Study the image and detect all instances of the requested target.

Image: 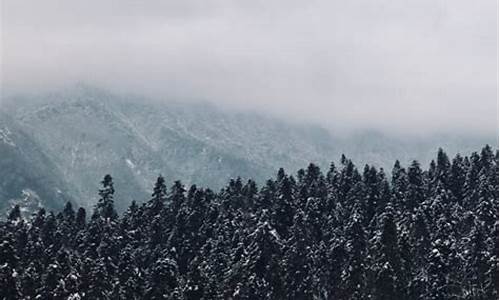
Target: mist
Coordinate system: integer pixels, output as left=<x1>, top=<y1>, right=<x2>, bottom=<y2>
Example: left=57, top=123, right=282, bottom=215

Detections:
left=1, top=0, right=498, bottom=136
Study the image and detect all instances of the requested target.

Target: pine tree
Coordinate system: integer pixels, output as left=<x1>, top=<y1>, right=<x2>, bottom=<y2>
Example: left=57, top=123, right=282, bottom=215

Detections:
left=391, top=160, right=408, bottom=213
left=431, top=148, right=451, bottom=194
left=86, top=257, right=113, bottom=299
left=62, top=202, right=76, bottom=223
left=363, top=165, right=380, bottom=227
left=0, top=147, right=496, bottom=299
left=449, top=154, right=466, bottom=204
left=341, top=201, right=367, bottom=299
left=38, top=263, right=60, bottom=299
left=115, top=245, right=144, bottom=299
left=427, top=215, right=458, bottom=300
left=75, top=207, right=86, bottom=230
left=406, top=160, right=425, bottom=212
left=283, top=212, right=314, bottom=299
left=485, top=221, right=499, bottom=299
left=7, top=205, right=21, bottom=222
left=239, top=213, right=284, bottom=299
left=145, top=253, right=181, bottom=299
left=272, top=169, right=295, bottom=238
left=93, top=174, right=118, bottom=221
left=464, top=152, right=481, bottom=210
left=149, top=175, right=167, bottom=215
left=19, top=262, right=41, bottom=299
left=0, top=262, right=18, bottom=299
left=464, top=221, right=490, bottom=299
left=370, top=205, right=401, bottom=300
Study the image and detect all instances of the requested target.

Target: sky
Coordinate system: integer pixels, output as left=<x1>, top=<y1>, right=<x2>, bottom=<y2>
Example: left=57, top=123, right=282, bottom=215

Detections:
left=1, top=0, right=498, bottom=135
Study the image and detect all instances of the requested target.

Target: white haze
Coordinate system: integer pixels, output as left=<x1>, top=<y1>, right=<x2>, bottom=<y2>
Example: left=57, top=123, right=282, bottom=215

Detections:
left=1, top=0, right=498, bottom=136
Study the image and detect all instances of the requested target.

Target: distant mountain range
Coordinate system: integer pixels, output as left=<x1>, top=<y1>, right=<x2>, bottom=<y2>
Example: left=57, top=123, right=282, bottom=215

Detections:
left=0, top=86, right=496, bottom=214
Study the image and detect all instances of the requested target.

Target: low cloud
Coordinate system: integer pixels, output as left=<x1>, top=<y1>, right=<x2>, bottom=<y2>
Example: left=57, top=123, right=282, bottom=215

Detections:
left=1, top=0, right=498, bottom=135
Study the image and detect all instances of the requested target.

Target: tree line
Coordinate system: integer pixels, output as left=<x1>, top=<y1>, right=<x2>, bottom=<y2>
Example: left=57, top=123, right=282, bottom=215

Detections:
left=0, top=146, right=498, bottom=299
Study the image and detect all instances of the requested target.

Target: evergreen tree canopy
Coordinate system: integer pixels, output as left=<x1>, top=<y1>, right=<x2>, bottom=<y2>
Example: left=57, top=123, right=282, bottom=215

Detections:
left=0, top=146, right=497, bottom=299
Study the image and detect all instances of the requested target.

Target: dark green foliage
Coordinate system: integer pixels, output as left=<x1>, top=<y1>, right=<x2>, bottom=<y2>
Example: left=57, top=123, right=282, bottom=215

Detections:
left=7, top=205, right=21, bottom=222
left=0, top=146, right=497, bottom=299
left=93, top=174, right=118, bottom=221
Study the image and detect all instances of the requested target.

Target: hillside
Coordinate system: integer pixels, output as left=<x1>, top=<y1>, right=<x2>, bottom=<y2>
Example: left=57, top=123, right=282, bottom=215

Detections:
left=0, top=113, right=74, bottom=213
left=1, top=87, right=496, bottom=213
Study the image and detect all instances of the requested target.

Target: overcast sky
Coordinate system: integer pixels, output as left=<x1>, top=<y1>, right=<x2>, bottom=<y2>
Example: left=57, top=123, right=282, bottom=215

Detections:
left=1, top=0, right=498, bottom=135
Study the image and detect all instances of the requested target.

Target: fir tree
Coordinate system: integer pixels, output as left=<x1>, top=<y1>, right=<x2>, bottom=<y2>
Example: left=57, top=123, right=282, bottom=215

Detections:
left=93, top=174, right=118, bottom=221
left=0, top=147, right=496, bottom=299
left=283, top=212, right=314, bottom=299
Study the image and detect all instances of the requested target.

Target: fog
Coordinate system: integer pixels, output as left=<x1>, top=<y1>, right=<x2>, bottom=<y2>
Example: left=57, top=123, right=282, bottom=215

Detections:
left=1, top=0, right=498, bottom=135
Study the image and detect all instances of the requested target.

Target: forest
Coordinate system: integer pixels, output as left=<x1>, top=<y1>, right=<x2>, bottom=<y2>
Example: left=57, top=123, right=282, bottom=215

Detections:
left=0, top=146, right=498, bottom=299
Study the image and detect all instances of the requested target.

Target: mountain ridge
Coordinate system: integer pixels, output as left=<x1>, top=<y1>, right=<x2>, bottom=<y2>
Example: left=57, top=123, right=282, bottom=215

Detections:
left=1, top=87, right=497, bottom=214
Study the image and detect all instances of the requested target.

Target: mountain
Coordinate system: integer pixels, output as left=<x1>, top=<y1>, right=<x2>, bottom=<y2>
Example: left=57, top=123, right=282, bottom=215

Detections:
left=1, top=86, right=496, bottom=213
left=0, top=112, right=74, bottom=213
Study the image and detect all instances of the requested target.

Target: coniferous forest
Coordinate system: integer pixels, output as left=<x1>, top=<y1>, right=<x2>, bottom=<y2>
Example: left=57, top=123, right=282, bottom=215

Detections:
left=0, top=146, right=498, bottom=300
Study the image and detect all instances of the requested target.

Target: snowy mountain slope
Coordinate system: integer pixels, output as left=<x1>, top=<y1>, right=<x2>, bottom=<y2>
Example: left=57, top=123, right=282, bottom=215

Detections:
left=10, top=98, right=173, bottom=211
left=111, top=100, right=337, bottom=179
left=4, top=88, right=342, bottom=211
left=0, top=113, right=74, bottom=214
left=1, top=86, right=496, bottom=213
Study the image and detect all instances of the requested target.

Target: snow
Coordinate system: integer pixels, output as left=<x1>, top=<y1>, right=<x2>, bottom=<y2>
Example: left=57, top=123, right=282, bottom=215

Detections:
left=0, top=127, right=16, bottom=147
left=67, top=293, right=82, bottom=300
left=269, top=229, right=280, bottom=240
left=125, top=158, right=136, bottom=169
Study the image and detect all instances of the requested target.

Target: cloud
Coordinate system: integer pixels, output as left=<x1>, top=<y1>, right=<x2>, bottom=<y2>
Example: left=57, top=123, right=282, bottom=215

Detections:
left=1, top=0, right=498, bottom=135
